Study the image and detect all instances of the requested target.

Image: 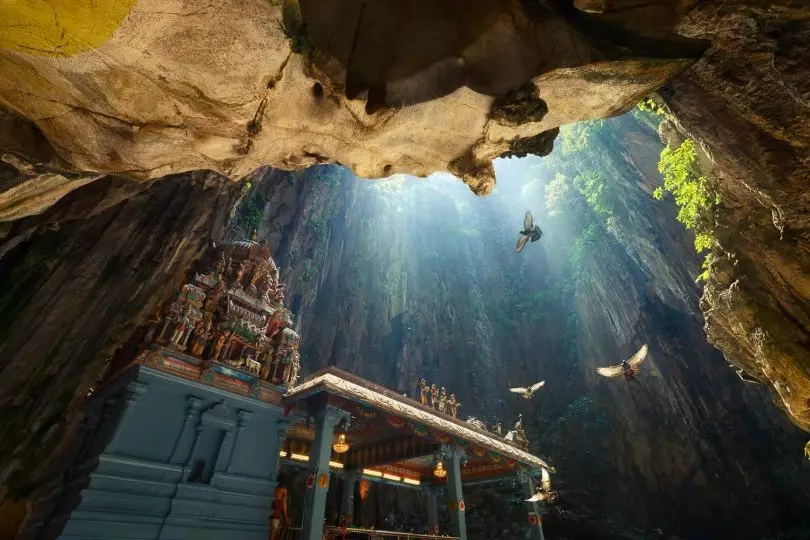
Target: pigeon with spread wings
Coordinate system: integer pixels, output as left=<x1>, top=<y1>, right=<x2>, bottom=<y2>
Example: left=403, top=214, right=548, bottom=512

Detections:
left=516, top=211, right=543, bottom=253
left=526, top=469, right=556, bottom=503
left=509, top=380, right=546, bottom=400
left=596, top=344, right=649, bottom=382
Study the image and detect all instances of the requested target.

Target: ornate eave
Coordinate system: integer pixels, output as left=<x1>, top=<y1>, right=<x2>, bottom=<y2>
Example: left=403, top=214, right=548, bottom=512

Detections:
left=285, top=367, right=554, bottom=473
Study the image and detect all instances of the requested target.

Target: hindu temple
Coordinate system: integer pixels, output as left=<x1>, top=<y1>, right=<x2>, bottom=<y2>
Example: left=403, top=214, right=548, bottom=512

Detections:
left=18, top=235, right=555, bottom=540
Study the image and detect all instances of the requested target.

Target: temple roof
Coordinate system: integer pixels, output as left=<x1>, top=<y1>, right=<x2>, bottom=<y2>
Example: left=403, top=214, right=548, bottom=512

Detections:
left=284, top=367, right=554, bottom=474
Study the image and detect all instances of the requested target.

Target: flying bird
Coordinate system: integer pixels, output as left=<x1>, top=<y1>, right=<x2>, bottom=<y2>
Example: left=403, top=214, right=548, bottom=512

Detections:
left=516, top=211, right=543, bottom=253
left=596, top=344, right=649, bottom=382
left=526, top=470, right=555, bottom=502
left=526, top=490, right=553, bottom=503
left=509, top=380, right=546, bottom=400
left=733, top=367, right=760, bottom=384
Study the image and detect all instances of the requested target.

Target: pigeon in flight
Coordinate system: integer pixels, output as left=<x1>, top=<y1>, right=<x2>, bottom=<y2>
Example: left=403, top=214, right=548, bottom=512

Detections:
left=526, top=470, right=555, bottom=502
left=596, top=344, right=649, bottom=382
left=509, top=380, right=546, bottom=400
left=516, top=211, right=543, bottom=253
left=733, top=367, right=760, bottom=384
left=526, top=490, right=553, bottom=503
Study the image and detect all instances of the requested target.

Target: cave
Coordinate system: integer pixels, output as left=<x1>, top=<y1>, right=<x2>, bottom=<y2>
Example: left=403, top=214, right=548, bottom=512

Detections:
left=1, top=1, right=809, bottom=539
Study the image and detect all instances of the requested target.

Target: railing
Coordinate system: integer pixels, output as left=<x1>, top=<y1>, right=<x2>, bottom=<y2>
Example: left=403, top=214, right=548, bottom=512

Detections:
left=283, top=526, right=459, bottom=540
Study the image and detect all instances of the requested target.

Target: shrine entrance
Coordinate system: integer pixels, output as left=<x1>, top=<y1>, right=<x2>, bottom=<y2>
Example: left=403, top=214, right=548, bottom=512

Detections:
left=281, top=368, right=554, bottom=540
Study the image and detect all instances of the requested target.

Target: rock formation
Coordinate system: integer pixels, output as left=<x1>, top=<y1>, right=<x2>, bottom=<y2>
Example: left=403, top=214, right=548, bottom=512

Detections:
left=0, top=0, right=702, bottom=216
left=659, top=2, right=810, bottom=433
left=0, top=172, right=240, bottom=508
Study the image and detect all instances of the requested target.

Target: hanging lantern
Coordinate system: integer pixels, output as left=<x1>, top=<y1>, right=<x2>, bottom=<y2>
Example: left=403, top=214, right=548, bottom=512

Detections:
left=332, top=432, right=350, bottom=454
left=433, top=461, right=447, bottom=479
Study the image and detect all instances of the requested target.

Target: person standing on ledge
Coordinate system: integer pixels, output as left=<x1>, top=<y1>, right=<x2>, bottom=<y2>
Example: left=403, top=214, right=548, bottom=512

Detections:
left=269, top=473, right=290, bottom=540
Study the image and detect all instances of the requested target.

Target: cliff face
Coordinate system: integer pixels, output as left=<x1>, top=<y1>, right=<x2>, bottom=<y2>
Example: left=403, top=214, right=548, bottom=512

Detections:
left=660, top=2, right=810, bottom=433
left=0, top=172, right=240, bottom=507
left=239, top=112, right=810, bottom=538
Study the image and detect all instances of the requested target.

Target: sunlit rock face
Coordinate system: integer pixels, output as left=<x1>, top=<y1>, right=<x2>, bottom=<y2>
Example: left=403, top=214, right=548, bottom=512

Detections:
left=660, top=3, right=810, bottom=433
left=236, top=113, right=810, bottom=538
left=0, top=0, right=702, bottom=216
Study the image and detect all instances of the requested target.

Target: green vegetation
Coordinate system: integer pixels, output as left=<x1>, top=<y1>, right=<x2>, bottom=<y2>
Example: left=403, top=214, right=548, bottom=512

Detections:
left=571, top=224, right=599, bottom=282
left=559, top=120, right=604, bottom=155
left=636, top=96, right=671, bottom=119
left=306, top=215, right=327, bottom=236
left=653, top=139, right=716, bottom=260
left=232, top=185, right=268, bottom=239
left=301, top=261, right=316, bottom=283
left=573, top=170, right=615, bottom=227
left=310, top=167, right=342, bottom=187
left=543, top=173, right=570, bottom=217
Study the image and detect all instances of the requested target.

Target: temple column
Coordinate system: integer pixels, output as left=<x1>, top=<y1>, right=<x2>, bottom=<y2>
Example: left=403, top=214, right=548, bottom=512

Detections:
left=223, top=410, right=252, bottom=473
left=443, top=446, right=467, bottom=540
left=106, top=381, right=148, bottom=454
left=169, top=395, right=202, bottom=464
left=425, top=486, right=440, bottom=535
left=340, top=468, right=358, bottom=526
left=301, top=404, right=349, bottom=540
left=518, top=470, right=545, bottom=540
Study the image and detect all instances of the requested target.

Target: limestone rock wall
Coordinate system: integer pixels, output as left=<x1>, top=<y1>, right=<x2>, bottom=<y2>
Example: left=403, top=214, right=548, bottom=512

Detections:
left=660, top=1, right=810, bottom=433
left=0, top=0, right=702, bottom=215
left=0, top=172, right=241, bottom=506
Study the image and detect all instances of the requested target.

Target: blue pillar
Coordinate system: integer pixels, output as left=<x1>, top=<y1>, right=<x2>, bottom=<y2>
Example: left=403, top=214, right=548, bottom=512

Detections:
left=169, top=396, right=202, bottom=464
left=106, top=380, right=148, bottom=454
left=341, top=469, right=357, bottom=526
left=301, top=405, right=348, bottom=540
left=425, top=486, right=440, bottom=535
left=443, top=447, right=467, bottom=540
left=518, top=470, right=546, bottom=540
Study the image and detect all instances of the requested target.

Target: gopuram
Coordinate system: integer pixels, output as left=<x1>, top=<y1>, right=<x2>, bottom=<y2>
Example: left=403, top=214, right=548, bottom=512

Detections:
left=19, top=234, right=555, bottom=540
left=143, top=231, right=302, bottom=395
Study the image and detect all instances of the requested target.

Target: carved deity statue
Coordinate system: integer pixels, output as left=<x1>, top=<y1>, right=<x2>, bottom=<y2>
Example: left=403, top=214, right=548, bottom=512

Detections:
left=419, top=379, right=429, bottom=406
left=190, top=319, right=212, bottom=356
left=211, top=331, right=230, bottom=360
left=449, top=394, right=459, bottom=418
left=493, top=422, right=502, bottom=436
left=439, top=387, right=447, bottom=414
left=215, top=251, right=226, bottom=277
left=233, top=260, right=249, bottom=288
left=204, top=279, right=226, bottom=313
left=430, top=384, right=439, bottom=410
left=170, top=311, right=191, bottom=346
left=288, top=353, right=301, bottom=386
left=249, top=263, right=264, bottom=288
left=513, top=414, right=529, bottom=450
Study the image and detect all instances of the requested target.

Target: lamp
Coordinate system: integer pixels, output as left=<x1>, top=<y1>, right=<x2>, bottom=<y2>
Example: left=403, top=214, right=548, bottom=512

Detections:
left=433, top=461, right=447, bottom=479
left=332, top=432, right=350, bottom=454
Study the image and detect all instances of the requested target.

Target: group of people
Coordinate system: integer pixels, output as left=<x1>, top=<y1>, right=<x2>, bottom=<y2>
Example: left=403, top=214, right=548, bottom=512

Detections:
left=419, top=379, right=460, bottom=417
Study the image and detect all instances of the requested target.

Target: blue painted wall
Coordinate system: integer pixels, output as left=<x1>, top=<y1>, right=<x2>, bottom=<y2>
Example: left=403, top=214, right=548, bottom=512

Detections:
left=53, top=366, right=290, bottom=540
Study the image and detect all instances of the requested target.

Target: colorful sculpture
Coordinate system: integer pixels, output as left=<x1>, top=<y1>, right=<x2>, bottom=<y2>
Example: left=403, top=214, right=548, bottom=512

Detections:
left=507, top=414, right=529, bottom=450
left=439, top=387, right=447, bottom=414
left=151, top=233, right=303, bottom=387
left=430, top=384, right=439, bottom=410
left=420, top=379, right=429, bottom=406
left=448, top=393, right=459, bottom=418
